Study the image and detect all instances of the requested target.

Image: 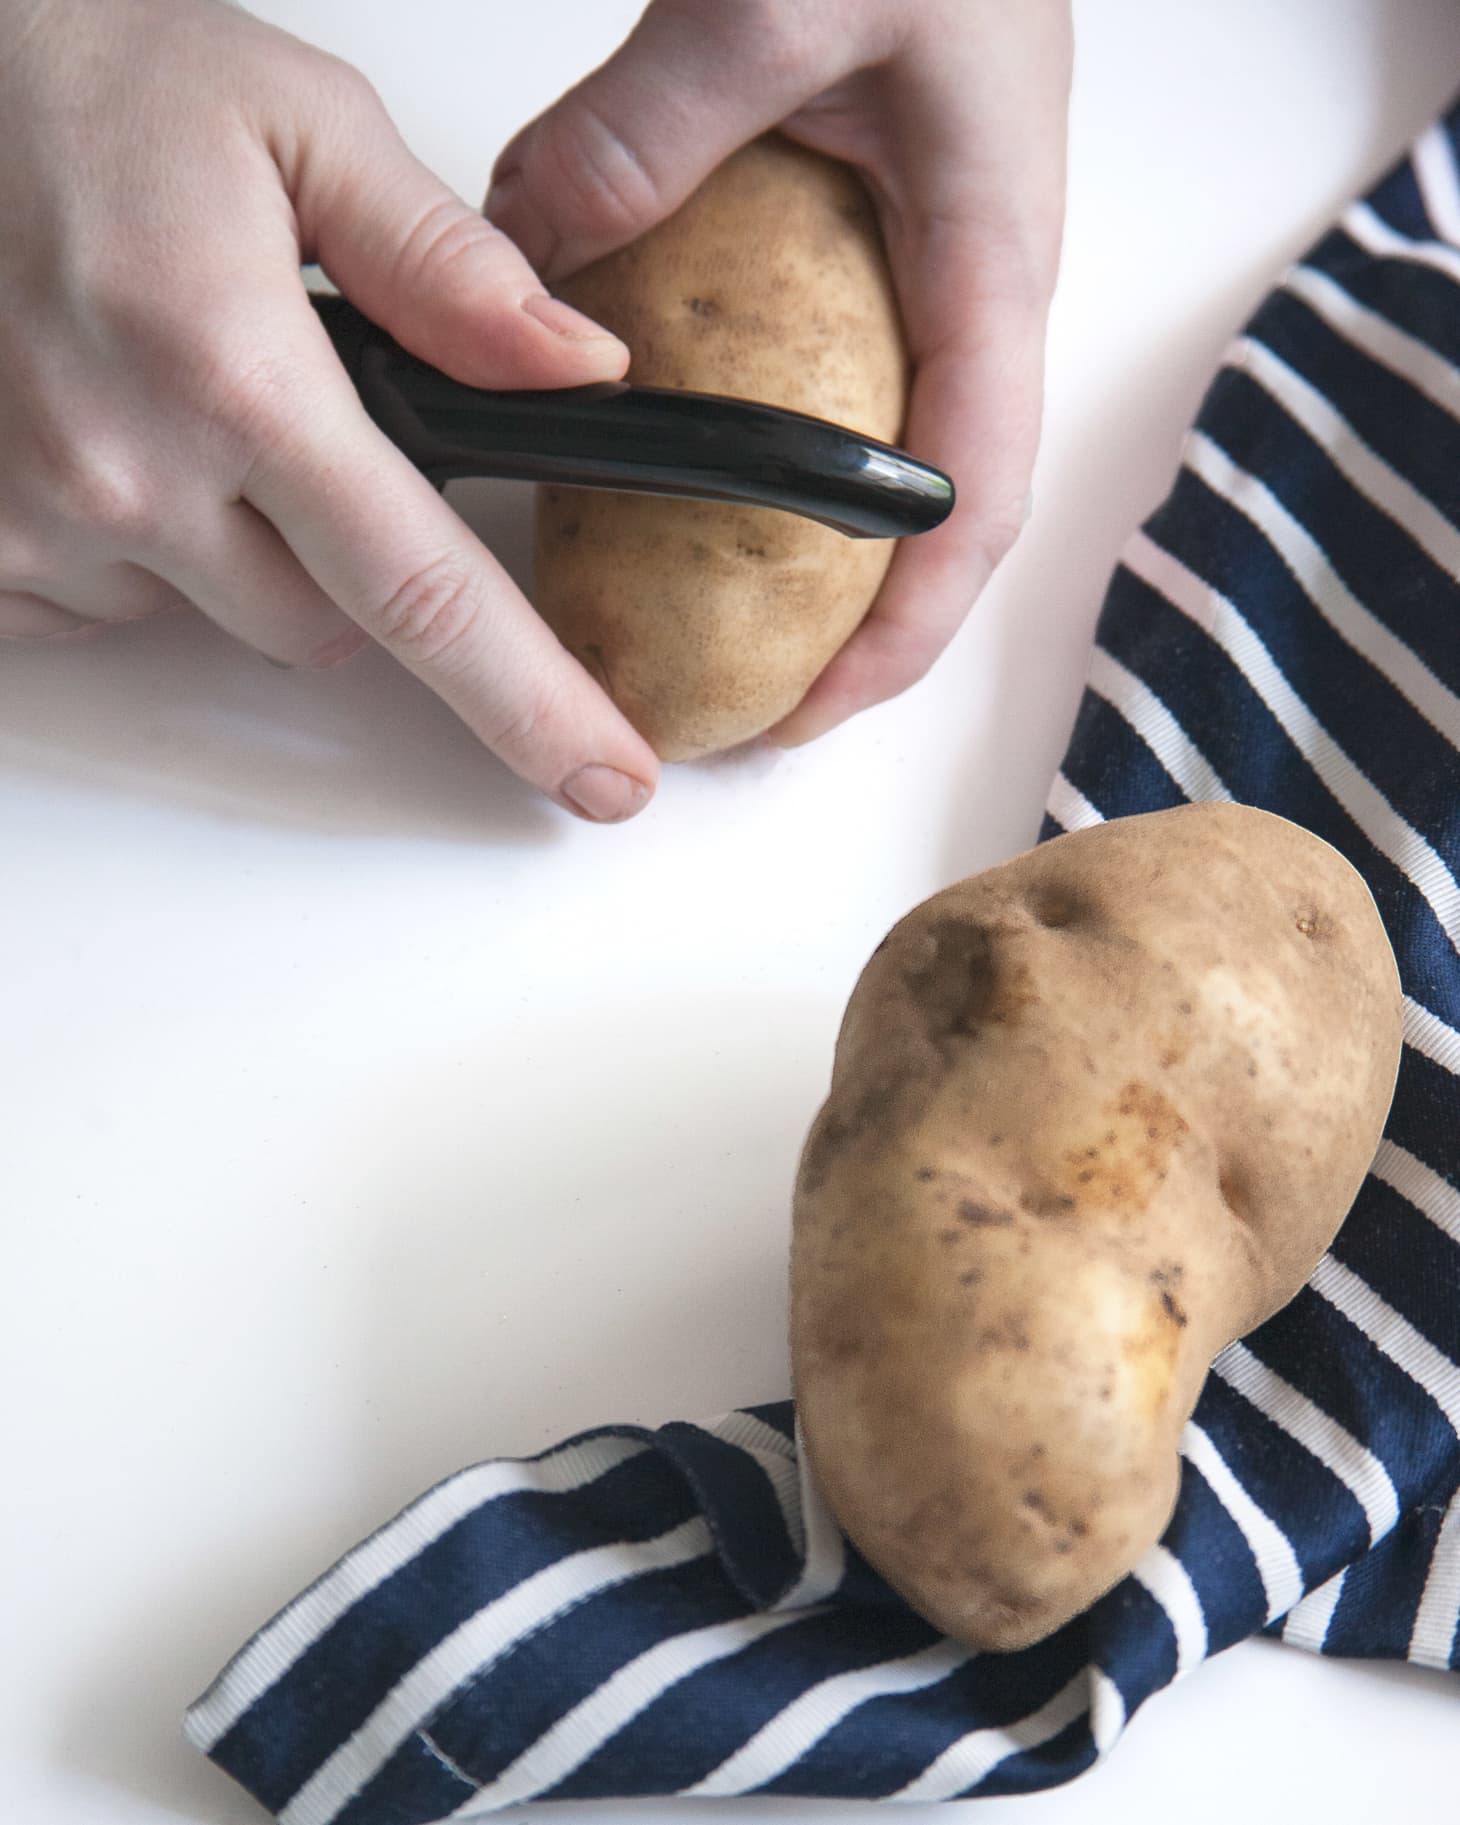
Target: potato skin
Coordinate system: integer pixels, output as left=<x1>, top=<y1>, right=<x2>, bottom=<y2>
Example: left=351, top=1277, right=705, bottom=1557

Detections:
left=791, top=804, right=1403, bottom=1652
left=535, top=134, right=908, bottom=760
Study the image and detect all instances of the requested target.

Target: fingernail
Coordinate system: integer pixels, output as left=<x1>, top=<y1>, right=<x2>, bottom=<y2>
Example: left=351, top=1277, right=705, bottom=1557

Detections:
left=521, top=293, right=621, bottom=345
left=306, top=627, right=370, bottom=670
left=560, top=763, right=652, bottom=823
left=483, top=168, right=524, bottom=228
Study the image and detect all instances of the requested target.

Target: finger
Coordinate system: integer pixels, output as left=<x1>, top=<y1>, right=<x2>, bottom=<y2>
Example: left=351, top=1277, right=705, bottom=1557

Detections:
left=52, top=562, right=191, bottom=624
left=244, top=355, right=658, bottom=817
left=151, top=502, right=365, bottom=668
left=0, top=562, right=187, bottom=637
left=770, top=285, right=1047, bottom=746
left=293, top=73, right=628, bottom=388
left=0, top=590, right=90, bottom=639
left=483, top=3, right=860, bottom=279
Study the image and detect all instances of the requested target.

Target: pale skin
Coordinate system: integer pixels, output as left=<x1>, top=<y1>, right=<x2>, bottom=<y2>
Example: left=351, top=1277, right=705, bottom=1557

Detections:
left=0, top=0, right=1071, bottom=818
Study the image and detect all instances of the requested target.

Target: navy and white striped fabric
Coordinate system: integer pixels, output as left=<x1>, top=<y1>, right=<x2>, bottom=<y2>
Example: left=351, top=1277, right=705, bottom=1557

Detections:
left=187, top=112, right=1460, bottom=1818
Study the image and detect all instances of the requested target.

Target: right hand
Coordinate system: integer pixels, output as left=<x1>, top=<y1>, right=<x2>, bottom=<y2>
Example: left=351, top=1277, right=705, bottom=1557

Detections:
left=0, top=0, right=658, bottom=822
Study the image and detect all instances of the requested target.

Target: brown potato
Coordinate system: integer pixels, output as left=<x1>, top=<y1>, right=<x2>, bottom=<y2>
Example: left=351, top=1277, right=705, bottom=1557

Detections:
left=791, top=803, right=1403, bottom=1651
left=535, top=134, right=908, bottom=760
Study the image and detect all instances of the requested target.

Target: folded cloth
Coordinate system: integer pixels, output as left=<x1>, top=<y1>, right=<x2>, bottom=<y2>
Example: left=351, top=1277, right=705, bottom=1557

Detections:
left=186, top=108, right=1460, bottom=1821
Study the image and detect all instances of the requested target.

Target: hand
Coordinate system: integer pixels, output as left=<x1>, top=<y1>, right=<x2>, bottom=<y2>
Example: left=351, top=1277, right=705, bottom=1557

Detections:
left=486, top=0, right=1072, bottom=745
left=0, top=0, right=658, bottom=822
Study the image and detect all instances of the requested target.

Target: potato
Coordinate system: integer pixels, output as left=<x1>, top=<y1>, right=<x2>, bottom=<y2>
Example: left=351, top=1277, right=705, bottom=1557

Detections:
left=791, top=803, right=1402, bottom=1652
left=535, top=134, right=908, bottom=760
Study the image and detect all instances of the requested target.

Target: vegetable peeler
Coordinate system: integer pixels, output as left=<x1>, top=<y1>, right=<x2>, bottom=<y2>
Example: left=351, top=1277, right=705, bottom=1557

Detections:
left=310, top=293, right=954, bottom=541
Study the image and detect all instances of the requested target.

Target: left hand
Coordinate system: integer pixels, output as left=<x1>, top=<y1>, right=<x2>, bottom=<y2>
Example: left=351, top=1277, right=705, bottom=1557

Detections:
left=486, top=0, right=1072, bottom=744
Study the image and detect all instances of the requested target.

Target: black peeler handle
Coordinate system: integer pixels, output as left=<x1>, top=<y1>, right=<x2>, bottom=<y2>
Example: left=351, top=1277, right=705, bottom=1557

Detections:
left=309, top=293, right=953, bottom=541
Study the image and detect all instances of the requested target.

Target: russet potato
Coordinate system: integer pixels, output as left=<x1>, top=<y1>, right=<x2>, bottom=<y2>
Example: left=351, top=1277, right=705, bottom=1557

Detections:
left=791, top=804, right=1402, bottom=1651
left=535, top=134, right=908, bottom=760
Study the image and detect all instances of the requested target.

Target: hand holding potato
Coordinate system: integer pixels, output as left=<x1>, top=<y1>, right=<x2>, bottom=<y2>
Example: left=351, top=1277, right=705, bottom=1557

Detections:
left=534, top=135, right=909, bottom=758
left=488, top=0, right=1073, bottom=745
left=0, top=0, right=657, bottom=821
left=792, top=805, right=1403, bottom=1650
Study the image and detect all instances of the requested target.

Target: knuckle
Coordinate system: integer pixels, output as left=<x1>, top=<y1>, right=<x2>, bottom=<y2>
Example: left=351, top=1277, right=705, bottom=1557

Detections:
left=528, top=101, right=662, bottom=241
left=738, top=0, right=818, bottom=83
left=394, top=196, right=493, bottom=296
left=371, top=553, right=480, bottom=664
left=184, top=325, right=320, bottom=463
left=482, top=667, right=569, bottom=761
left=311, top=49, right=386, bottom=121
left=50, top=445, right=159, bottom=546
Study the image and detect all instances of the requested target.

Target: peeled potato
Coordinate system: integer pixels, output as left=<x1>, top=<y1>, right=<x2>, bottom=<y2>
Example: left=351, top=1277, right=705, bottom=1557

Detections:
left=791, top=804, right=1403, bottom=1652
left=535, top=134, right=908, bottom=760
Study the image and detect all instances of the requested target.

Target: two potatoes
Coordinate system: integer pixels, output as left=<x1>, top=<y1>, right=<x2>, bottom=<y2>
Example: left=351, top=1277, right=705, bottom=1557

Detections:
left=533, top=138, right=1403, bottom=1650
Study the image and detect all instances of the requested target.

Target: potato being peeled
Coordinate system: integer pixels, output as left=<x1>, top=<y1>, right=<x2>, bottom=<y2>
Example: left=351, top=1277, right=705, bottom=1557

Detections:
left=791, top=803, right=1403, bottom=1652
left=535, top=134, right=908, bottom=760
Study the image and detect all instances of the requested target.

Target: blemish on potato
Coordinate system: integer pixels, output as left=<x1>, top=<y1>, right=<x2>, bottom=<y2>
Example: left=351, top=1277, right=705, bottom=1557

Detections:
left=978, top=1314, right=1032, bottom=1352
left=1060, top=1081, right=1189, bottom=1214
left=1020, top=1186, right=1077, bottom=1218
left=901, top=917, right=996, bottom=1046
left=1030, top=886, right=1086, bottom=929
left=958, top=1199, right=1014, bottom=1228
left=1159, top=1290, right=1188, bottom=1327
left=1294, top=907, right=1335, bottom=940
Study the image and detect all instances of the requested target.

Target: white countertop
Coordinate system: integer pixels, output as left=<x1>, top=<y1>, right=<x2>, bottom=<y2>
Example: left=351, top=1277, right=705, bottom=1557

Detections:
left=4, top=2, right=1457, bottom=1819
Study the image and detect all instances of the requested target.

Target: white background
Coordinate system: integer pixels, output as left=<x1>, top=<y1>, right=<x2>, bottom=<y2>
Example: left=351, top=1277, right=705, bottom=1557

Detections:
left=4, top=2, right=1458, bottom=1820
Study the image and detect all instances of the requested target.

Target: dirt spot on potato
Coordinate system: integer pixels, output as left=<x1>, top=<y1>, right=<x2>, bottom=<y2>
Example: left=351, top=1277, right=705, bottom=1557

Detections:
left=900, top=919, right=1039, bottom=1048
left=957, top=1199, right=1015, bottom=1228
left=798, top=1071, right=912, bottom=1191
left=1058, top=1081, right=1189, bottom=1215
left=1294, top=907, right=1336, bottom=941
left=900, top=918, right=996, bottom=1041
left=977, top=1313, right=1031, bottom=1352
left=1021, top=1186, right=1077, bottom=1219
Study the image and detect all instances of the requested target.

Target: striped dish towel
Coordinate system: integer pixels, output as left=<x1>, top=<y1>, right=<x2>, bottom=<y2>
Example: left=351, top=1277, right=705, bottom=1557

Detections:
left=186, top=110, right=1460, bottom=1817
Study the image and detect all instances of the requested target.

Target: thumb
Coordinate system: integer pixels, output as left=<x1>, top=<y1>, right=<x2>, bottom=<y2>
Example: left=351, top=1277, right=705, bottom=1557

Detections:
left=295, top=76, right=629, bottom=388
left=484, top=3, right=832, bottom=280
